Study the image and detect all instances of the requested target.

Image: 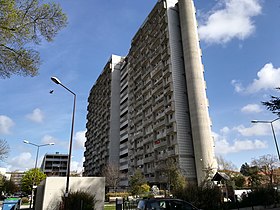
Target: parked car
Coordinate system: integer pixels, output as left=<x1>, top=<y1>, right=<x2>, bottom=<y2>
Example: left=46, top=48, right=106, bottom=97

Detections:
left=137, top=198, right=200, bottom=210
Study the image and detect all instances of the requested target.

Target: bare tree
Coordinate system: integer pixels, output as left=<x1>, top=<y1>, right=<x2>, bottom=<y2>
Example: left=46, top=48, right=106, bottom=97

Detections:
left=156, top=158, right=186, bottom=193
left=216, top=155, right=237, bottom=172
left=101, top=164, right=122, bottom=192
left=0, top=139, right=9, bottom=161
left=251, top=154, right=279, bottom=185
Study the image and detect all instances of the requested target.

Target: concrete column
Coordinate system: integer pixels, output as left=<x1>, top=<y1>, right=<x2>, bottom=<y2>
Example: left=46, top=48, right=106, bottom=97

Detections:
left=178, top=0, right=216, bottom=184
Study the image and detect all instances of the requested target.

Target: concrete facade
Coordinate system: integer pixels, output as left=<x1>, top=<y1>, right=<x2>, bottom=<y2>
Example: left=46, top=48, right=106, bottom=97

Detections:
left=84, top=0, right=216, bottom=186
left=84, top=55, right=124, bottom=176
left=35, top=177, right=105, bottom=210
left=40, top=153, right=68, bottom=177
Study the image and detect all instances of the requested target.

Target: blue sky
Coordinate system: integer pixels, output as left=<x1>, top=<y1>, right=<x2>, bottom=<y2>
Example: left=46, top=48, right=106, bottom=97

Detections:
left=1, top=0, right=280, bottom=173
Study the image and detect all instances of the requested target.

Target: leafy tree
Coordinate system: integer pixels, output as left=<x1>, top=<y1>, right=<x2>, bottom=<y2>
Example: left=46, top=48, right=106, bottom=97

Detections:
left=141, top=183, right=150, bottom=193
left=129, top=168, right=147, bottom=195
left=21, top=168, right=46, bottom=194
left=0, top=174, right=6, bottom=193
left=0, top=139, right=10, bottom=161
left=232, top=174, right=245, bottom=189
left=240, top=162, right=261, bottom=188
left=262, top=87, right=280, bottom=117
left=0, top=0, right=67, bottom=78
left=0, top=174, right=19, bottom=195
left=4, top=179, right=19, bottom=194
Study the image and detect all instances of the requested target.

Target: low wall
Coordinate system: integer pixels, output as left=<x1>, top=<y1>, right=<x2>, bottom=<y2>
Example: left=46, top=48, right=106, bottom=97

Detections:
left=35, top=177, right=105, bottom=210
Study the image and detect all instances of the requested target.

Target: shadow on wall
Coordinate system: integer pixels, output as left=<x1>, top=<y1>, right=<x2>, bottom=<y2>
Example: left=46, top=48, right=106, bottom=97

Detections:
left=35, top=177, right=105, bottom=210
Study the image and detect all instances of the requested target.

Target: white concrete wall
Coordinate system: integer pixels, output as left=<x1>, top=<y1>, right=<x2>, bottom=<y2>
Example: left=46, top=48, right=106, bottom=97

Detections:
left=178, top=0, right=217, bottom=183
left=109, top=54, right=122, bottom=166
left=35, top=177, right=105, bottom=210
left=166, top=1, right=197, bottom=181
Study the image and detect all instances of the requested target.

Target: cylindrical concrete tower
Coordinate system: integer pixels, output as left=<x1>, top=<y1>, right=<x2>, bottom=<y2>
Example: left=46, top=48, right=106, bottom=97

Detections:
left=178, top=0, right=216, bottom=184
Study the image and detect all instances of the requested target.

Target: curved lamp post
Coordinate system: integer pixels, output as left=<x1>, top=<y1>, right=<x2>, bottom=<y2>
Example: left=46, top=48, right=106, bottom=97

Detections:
left=251, top=118, right=280, bottom=161
left=23, top=140, right=54, bottom=209
left=51, top=76, right=76, bottom=203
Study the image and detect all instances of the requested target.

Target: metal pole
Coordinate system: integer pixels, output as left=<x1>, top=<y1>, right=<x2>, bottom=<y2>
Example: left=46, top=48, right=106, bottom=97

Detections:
left=30, top=145, right=39, bottom=210
left=50, top=77, right=76, bottom=210
left=270, top=122, right=280, bottom=161
left=23, top=141, right=54, bottom=210
left=65, top=93, right=76, bottom=196
left=35, top=146, right=40, bottom=171
left=251, top=118, right=280, bottom=161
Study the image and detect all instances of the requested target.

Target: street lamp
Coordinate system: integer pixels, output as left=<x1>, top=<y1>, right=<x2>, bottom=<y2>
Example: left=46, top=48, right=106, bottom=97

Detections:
left=23, top=140, right=54, bottom=209
left=251, top=117, right=280, bottom=161
left=51, top=76, right=76, bottom=201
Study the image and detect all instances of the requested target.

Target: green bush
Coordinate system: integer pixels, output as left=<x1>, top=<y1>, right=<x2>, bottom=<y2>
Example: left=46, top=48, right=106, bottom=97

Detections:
left=239, top=187, right=279, bottom=207
left=59, top=190, right=96, bottom=210
left=174, top=184, right=222, bottom=210
left=21, top=197, right=29, bottom=204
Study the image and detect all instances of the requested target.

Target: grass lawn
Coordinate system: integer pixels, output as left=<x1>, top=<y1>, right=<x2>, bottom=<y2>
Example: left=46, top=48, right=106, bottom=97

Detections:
left=104, top=203, right=116, bottom=210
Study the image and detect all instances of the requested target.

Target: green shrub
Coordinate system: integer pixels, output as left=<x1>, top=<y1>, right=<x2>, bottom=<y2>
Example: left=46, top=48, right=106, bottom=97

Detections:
left=21, top=197, right=29, bottom=204
left=59, top=190, right=96, bottom=210
left=239, top=187, right=279, bottom=207
left=174, top=184, right=222, bottom=210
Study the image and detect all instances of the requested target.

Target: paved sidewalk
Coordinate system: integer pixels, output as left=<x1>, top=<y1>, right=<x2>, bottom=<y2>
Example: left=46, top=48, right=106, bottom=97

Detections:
left=20, top=204, right=31, bottom=209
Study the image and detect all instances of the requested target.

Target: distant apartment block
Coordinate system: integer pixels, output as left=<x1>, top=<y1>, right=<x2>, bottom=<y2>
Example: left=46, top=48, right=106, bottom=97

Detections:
left=7, top=171, right=25, bottom=189
left=83, top=0, right=216, bottom=186
left=40, top=152, right=68, bottom=177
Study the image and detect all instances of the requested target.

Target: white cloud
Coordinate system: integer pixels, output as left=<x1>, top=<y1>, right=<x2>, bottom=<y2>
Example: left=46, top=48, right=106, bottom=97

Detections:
left=41, top=135, right=68, bottom=149
left=233, top=124, right=269, bottom=136
left=6, top=152, right=33, bottom=171
left=213, top=131, right=267, bottom=154
left=234, top=121, right=280, bottom=138
left=26, top=108, right=44, bottom=123
left=198, top=0, right=262, bottom=44
left=41, top=135, right=56, bottom=144
left=74, top=130, right=86, bottom=150
left=71, top=157, right=84, bottom=173
left=241, top=104, right=262, bottom=113
left=0, top=115, right=14, bottom=134
left=245, top=63, right=280, bottom=93
left=220, top=126, right=230, bottom=134
left=231, top=80, right=244, bottom=93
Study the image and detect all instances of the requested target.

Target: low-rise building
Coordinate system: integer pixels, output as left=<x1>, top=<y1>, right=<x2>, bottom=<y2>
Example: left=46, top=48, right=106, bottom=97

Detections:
left=40, top=152, right=68, bottom=177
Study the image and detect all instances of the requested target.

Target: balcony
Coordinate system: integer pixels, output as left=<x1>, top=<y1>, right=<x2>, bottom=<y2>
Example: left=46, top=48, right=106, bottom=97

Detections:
left=153, top=100, right=164, bottom=112
left=142, top=99, right=152, bottom=110
left=151, top=83, right=163, bottom=95
left=166, top=125, right=177, bottom=134
left=151, top=62, right=163, bottom=78
left=164, top=83, right=174, bottom=94
left=153, top=119, right=165, bottom=130
left=142, top=83, right=151, bottom=94
left=143, top=134, right=154, bottom=144
left=137, top=140, right=143, bottom=148
left=155, top=112, right=165, bottom=121
left=165, top=102, right=175, bottom=114
left=120, top=133, right=128, bottom=141
left=137, top=159, right=143, bottom=166
left=144, top=156, right=155, bottom=163
left=133, top=130, right=143, bottom=139
left=156, top=130, right=167, bottom=139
